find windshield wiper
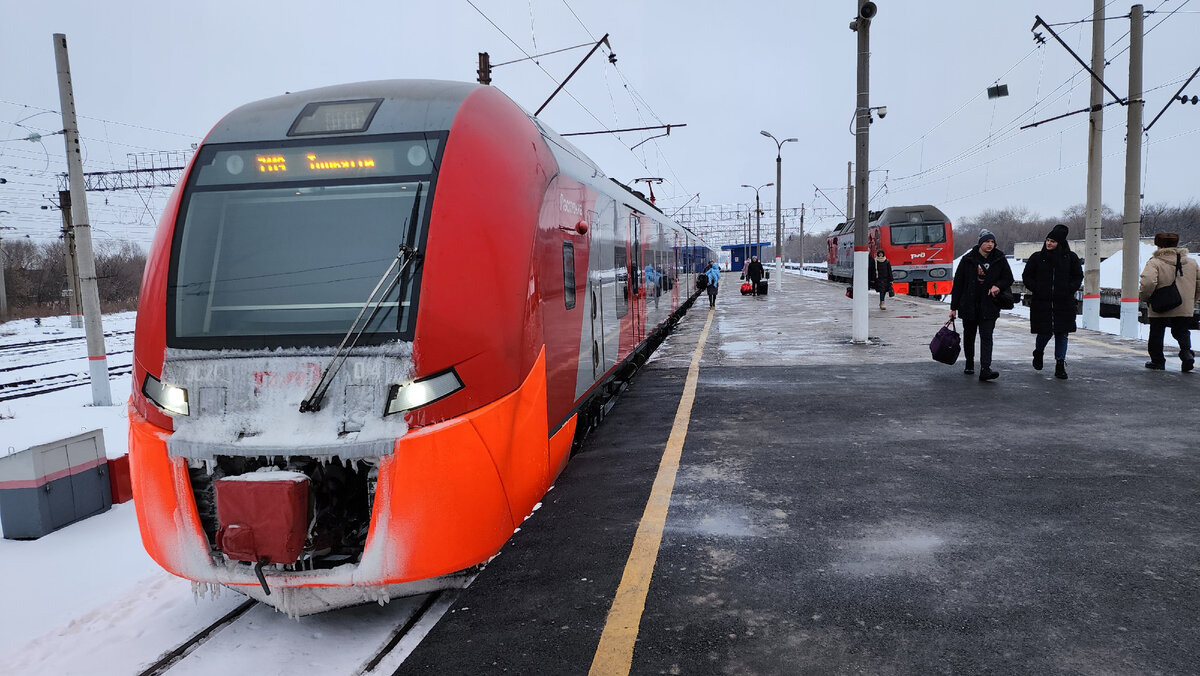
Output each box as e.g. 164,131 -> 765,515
299,244 -> 421,413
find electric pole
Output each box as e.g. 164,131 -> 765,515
846,161 -> 854,225
799,203 -> 805,265
0,229 -> 8,319
851,2 -> 877,344
54,33 -> 111,406
1119,6 -> 1143,339
59,190 -> 83,328
1082,0 -> 1105,330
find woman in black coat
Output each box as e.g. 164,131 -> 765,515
868,250 -> 894,310
1022,224 -> 1084,379
949,229 -> 1015,381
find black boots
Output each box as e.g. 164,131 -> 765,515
978,367 -> 999,381
1055,359 -> 1067,380
963,360 -> 974,375
1182,349 -> 1195,373
1032,350 -> 1043,371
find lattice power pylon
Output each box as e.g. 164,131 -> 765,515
57,150 -> 193,192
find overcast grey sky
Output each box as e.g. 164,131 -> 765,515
2,1 -> 1198,248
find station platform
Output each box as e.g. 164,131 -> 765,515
397,273 -> 1200,675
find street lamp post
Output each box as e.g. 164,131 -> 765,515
740,182 -> 773,274
761,131 -> 797,284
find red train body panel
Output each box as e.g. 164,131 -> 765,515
128,80 -> 711,615
826,205 -> 954,297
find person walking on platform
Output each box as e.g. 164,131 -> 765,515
868,250 -> 894,310
1138,232 -> 1200,371
705,261 -> 721,309
746,256 -> 765,296
949,229 -> 1014,381
1022,224 -> 1083,379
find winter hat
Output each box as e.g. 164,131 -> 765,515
978,229 -> 996,246
1154,232 -> 1179,248
1046,224 -> 1069,246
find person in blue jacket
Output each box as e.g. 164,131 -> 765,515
705,262 -> 721,308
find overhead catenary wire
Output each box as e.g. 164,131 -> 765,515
465,0 -> 662,181
878,2 -> 1197,210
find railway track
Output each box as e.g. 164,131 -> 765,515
0,329 -> 134,357
0,362 -> 133,403
134,591 -> 451,675
0,327 -> 135,403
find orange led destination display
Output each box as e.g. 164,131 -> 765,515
252,152 -> 382,175
257,155 -> 287,173
198,139 -> 434,187
306,153 -> 376,171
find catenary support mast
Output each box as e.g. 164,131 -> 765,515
1082,0 -> 1105,330
1119,6 -> 1143,338
53,34 -> 111,406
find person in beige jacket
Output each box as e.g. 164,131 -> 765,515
1138,232 -> 1200,371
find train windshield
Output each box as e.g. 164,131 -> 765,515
889,223 -> 946,246
169,135 -> 440,348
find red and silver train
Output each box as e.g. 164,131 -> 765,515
826,204 -> 954,297
129,80 -> 712,615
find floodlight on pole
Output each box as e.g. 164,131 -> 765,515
740,182 -> 773,271
761,131 -> 797,286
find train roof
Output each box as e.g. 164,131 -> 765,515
831,205 -> 950,235
873,205 -> 950,225
204,79 -> 478,144
200,79 -> 703,241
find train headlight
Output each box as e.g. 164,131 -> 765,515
929,267 -> 948,278
892,269 -> 908,280
142,373 -> 190,416
384,369 -> 464,416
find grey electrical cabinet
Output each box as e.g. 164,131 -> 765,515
0,429 -> 111,540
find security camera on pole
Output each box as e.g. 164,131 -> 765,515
850,1 -> 877,344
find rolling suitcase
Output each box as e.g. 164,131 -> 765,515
756,280 -> 768,295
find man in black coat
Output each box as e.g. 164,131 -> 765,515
746,256 -> 765,296
1022,223 -> 1084,379
950,229 -> 1015,382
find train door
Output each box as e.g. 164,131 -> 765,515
628,211 -> 645,343
586,208 -> 604,382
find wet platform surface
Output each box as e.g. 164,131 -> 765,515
397,273 -> 1200,675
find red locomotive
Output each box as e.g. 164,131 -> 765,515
826,204 -> 954,298
129,80 -> 712,614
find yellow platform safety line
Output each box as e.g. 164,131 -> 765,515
588,306 -> 715,676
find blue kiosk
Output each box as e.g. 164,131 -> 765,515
722,242 -> 771,272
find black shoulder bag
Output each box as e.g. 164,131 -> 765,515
1148,253 -> 1184,313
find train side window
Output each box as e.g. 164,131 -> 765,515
614,245 -> 628,318
562,242 -> 576,310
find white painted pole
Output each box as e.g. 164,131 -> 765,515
851,7 -> 873,344
53,34 -> 111,406
1081,0 -> 1105,330
1119,7 -> 1143,339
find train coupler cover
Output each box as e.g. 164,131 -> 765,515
215,471 -> 309,565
